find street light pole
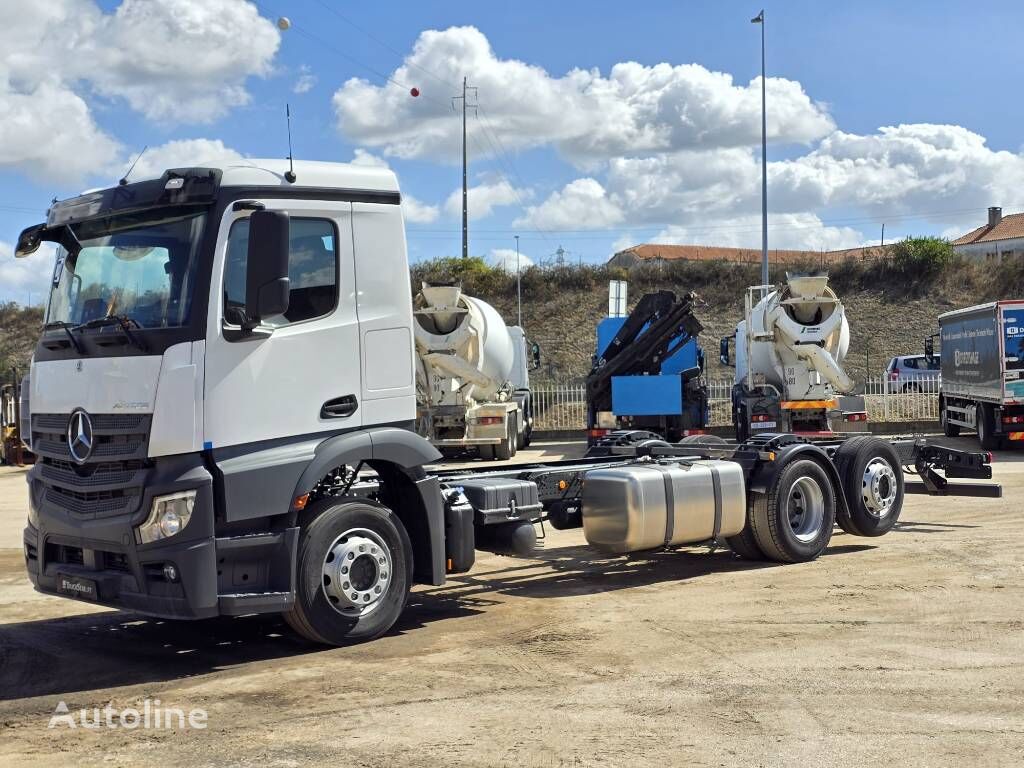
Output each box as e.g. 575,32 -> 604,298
514,234 -> 522,327
752,9 -> 768,287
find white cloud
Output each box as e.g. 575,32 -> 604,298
0,79 -> 122,184
116,138 -> 247,182
444,179 -> 530,220
489,248 -> 534,273
0,241 -> 57,305
515,178 -> 624,230
649,213 -> 863,252
0,0 -> 279,183
78,0 -> 280,123
332,26 -> 833,165
293,66 -> 317,95
403,195 -> 440,224
350,148 -> 390,168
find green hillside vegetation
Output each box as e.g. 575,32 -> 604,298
0,302 -> 44,381
4,238 -> 1017,391
411,238 -> 1021,385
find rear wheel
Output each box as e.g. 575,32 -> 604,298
493,417 -> 516,460
833,437 -> 904,537
724,524 -> 766,560
478,444 -> 494,460
284,499 -> 412,646
749,459 -> 836,563
977,402 -> 999,451
940,398 -> 960,437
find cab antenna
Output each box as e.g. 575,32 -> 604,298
285,104 -> 297,183
118,145 -> 148,186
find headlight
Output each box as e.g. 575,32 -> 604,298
27,487 -> 39,528
136,490 -> 196,544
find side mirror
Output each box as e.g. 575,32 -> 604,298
15,224 -> 45,257
244,210 -> 290,327
719,336 -> 734,367
924,335 -> 935,362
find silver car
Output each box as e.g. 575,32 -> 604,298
886,354 -> 941,393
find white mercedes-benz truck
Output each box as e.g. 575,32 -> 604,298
15,159 -> 998,646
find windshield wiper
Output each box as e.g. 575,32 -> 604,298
74,314 -> 148,352
42,320 -> 85,355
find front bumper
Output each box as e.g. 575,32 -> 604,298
24,453 -> 297,620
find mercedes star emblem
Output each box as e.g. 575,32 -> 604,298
67,409 -> 94,464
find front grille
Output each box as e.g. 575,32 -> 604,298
102,551 -> 131,573
33,413 -> 152,519
41,459 -> 144,489
45,487 -> 135,517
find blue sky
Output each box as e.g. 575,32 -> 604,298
2,0 -> 1024,304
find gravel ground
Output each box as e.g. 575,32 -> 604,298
0,439 -> 1021,767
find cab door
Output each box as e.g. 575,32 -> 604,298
203,199 -> 361,451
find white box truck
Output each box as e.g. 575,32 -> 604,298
937,300 -> 1024,449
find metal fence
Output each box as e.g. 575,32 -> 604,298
531,374 -> 942,431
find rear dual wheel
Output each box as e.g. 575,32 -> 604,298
833,436 -> 904,537
727,458 -> 836,562
493,416 -> 517,461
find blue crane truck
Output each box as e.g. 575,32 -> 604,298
586,291 -> 708,444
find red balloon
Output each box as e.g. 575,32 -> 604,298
410,87 -> 420,97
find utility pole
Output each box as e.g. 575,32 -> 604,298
751,10 -> 768,286
881,223 -> 886,247
515,235 -> 522,327
452,77 -> 478,259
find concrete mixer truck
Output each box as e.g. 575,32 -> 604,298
720,273 -> 868,441
413,283 -> 533,459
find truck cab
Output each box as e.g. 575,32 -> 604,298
17,160 -> 446,643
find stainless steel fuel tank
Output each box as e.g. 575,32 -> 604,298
581,460 -> 746,554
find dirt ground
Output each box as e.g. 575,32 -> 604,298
1,439 -> 1022,767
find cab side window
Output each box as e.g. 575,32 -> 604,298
224,217 -> 338,326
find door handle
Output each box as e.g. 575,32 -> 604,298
321,394 -> 358,419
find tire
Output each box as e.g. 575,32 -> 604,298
902,383 -> 920,393
478,444 -> 494,460
832,437 -> 904,537
724,524 -> 766,560
284,499 -> 412,646
734,404 -> 750,443
522,424 -> 533,448
940,398 -> 960,437
493,417 -> 516,460
977,402 -> 999,451
749,458 -> 836,563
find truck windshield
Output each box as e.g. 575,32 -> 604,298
46,209 -> 206,329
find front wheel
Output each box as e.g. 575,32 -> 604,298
749,459 -> 836,563
285,499 -> 412,646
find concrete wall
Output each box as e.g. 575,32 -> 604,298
954,238 -> 1024,263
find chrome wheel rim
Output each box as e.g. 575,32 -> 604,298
862,457 -> 898,518
322,528 -> 392,617
787,476 -> 825,543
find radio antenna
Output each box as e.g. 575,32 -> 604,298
118,145 -> 148,186
285,104 -> 297,183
